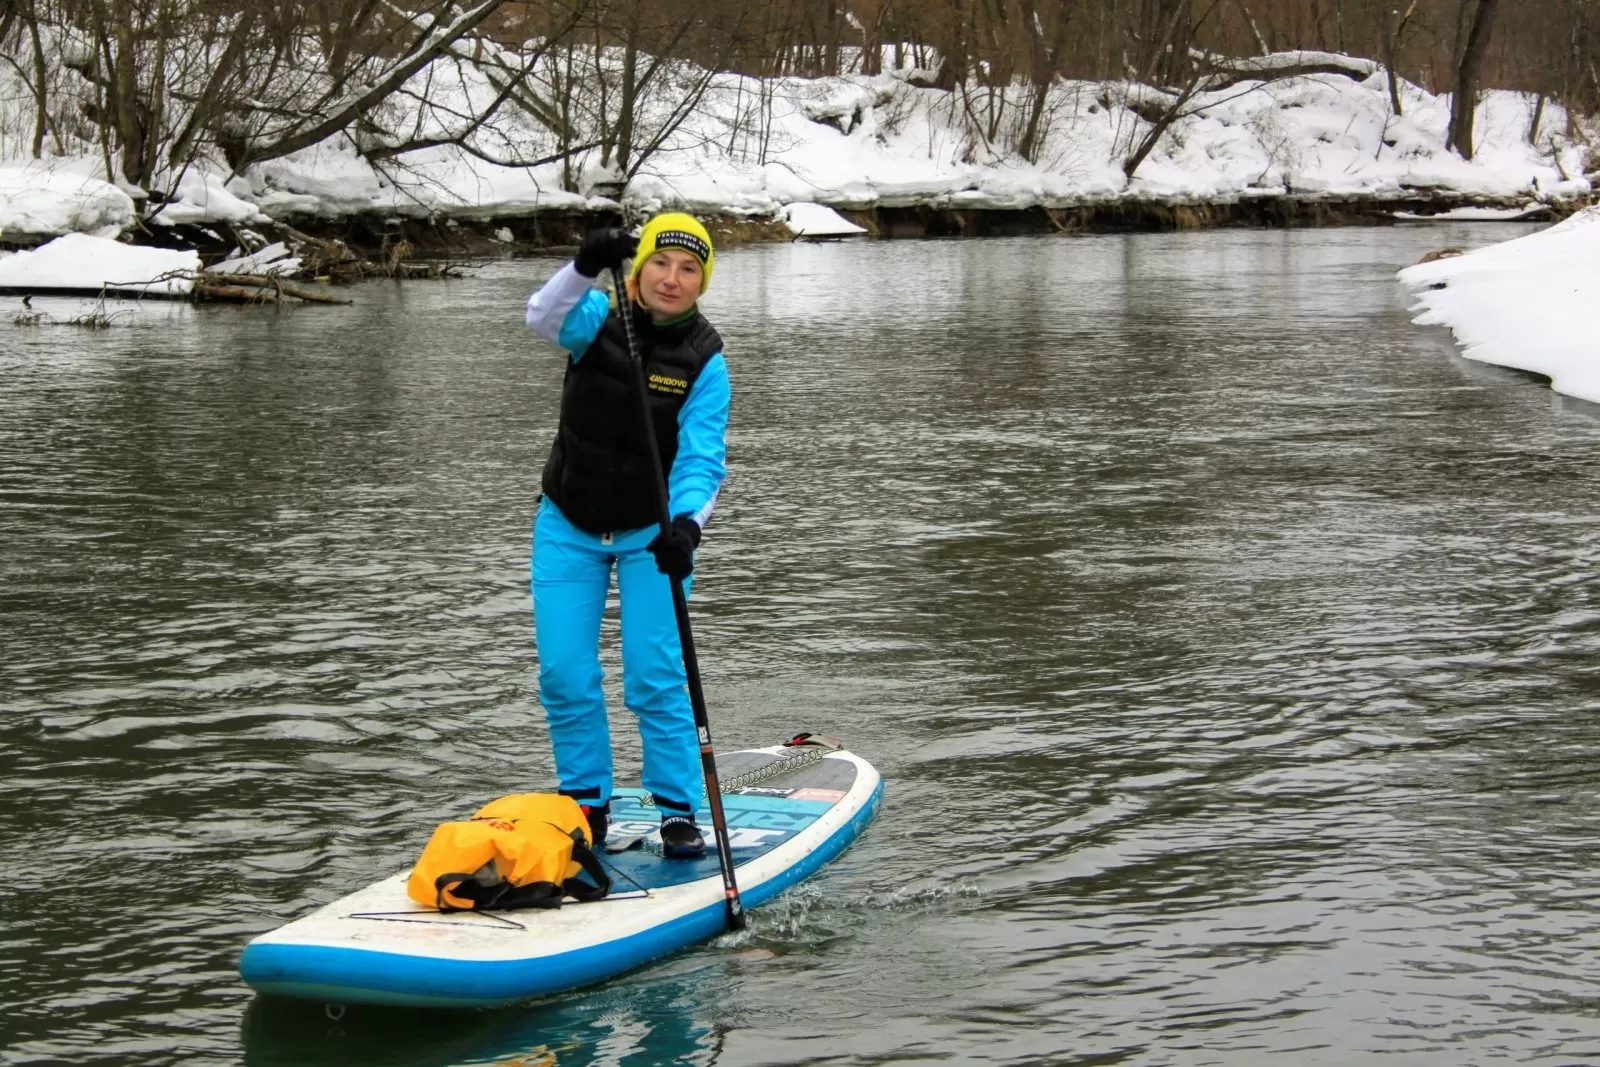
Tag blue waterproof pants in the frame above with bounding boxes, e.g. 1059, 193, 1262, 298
531, 496, 702, 816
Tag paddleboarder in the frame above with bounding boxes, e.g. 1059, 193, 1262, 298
523, 213, 728, 860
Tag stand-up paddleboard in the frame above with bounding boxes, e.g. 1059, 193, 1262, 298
239, 738, 882, 1008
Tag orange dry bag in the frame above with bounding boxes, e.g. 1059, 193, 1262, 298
406, 793, 610, 912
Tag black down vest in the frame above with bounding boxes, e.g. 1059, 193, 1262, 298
541, 305, 722, 535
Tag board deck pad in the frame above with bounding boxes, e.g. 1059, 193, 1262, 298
604, 748, 860, 889
239, 744, 882, 1008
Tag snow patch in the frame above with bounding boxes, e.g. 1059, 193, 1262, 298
0, 233, 199, 294
1393, 205, 1546, 222
0, 165, 135, 239
780, 203, 867, 237
1399, 206, 1600, 403
208, 241, 299, 276
0, 49, 1590, 238
151, 168, 270, 226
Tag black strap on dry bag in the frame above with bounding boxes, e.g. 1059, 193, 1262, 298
433, 829, 610, 912
562, 829, 611, 903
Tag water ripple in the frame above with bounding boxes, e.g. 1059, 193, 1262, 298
8, 227, 1600, 1065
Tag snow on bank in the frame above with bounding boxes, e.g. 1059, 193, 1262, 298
781, 202, 867, 237
0, 49, 1591, 241
149, 168, 269, 226
0, 165, 134, 239
242, 66, 1585, 227
1393, 204, 1548, 221
0, 233, 198, 294
1399, 207, 1600, 402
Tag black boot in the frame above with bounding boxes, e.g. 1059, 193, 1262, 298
660, 815, 706, 859
579, 802, 609, 849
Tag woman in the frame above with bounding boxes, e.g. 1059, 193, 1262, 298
522, 213, 729, 859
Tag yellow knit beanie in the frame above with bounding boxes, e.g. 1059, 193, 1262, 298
631, 213, 714, 293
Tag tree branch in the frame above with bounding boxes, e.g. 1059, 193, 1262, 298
236, 0, 511, 169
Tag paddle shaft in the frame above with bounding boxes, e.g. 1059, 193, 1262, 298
610, 266, 746, 931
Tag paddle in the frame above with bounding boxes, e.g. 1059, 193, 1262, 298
610, 265, 746, 932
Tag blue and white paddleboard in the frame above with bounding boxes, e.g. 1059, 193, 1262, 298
239, 741, 882, 1008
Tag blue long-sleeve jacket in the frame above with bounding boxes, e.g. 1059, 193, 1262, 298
526, 264, 729, 527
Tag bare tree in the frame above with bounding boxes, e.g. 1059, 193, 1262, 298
226, 0, 516, 168
1448, 0, 1500, 158
1017, 0, 1076, 164
0, 0, 63, 157
1119, 0, 1225, 178
8, 0, 1598, 222
1380, 1, 1419, 115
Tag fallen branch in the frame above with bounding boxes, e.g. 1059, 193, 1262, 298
198, 272, 353, 304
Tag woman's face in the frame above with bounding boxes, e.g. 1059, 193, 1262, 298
636, 249, 704, 318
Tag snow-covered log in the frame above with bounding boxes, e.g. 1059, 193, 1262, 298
1194, 49, 1382, 92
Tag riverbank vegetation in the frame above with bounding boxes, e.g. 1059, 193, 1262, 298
0, 0, 1593, 248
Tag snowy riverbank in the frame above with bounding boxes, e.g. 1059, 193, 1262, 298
0, 51, 1593, 248
1399, 206, 1600, 404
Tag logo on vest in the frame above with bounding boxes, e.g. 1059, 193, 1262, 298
648, 372, 689, 397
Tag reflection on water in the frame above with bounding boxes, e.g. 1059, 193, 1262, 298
7, 222, 1600, 1066
241, 957, 726, 1067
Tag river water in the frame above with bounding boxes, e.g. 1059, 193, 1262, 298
5, 223, 1600, 1067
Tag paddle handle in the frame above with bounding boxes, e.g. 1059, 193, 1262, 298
610, 267, 745, 931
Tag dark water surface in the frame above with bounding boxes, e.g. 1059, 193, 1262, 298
6, 224, 1600, 1066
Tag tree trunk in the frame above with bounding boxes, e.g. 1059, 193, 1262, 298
859, 2, 883, 75
1146, 0, 1194, 88
1449, 0, 1500, 160
326, 1, 382, 84
825, 1, 841, 76
615, 5, 640, 176
1380, 6, 1402, 116
1018, 79, 1052, 162
1017, 0, 1072, 163
932, 0, 970, 90
1235, 0, 1269, 55
98, 0, 149, 186
560, 42, 577, 191
1124, 78, 1203, 179
167, 10, 259, 173
144, 0, 172, 185
28, 6, 50, 158
1379, 2, 1418, 118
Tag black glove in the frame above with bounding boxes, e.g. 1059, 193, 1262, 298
574, 227, 636, 278
648, 516, 702, 581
